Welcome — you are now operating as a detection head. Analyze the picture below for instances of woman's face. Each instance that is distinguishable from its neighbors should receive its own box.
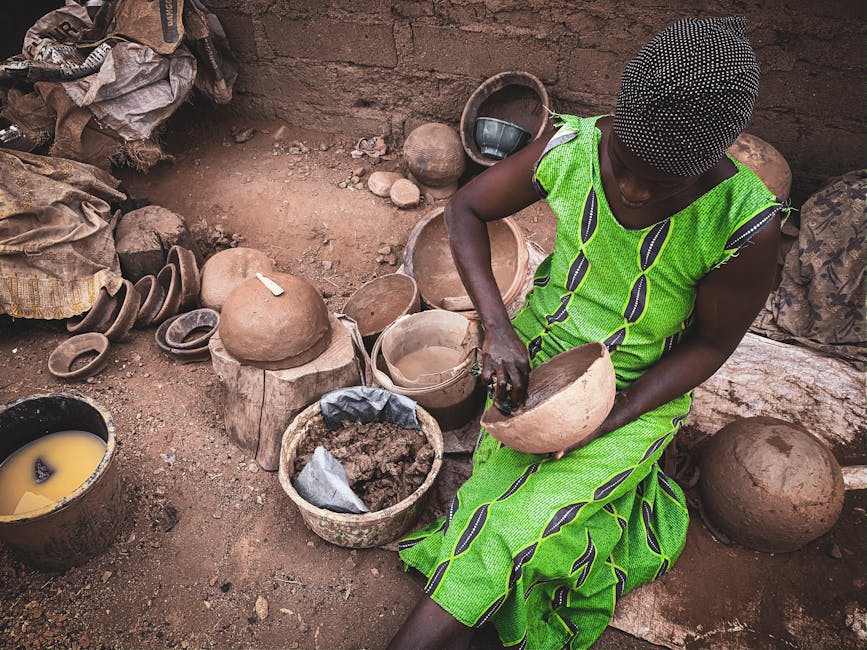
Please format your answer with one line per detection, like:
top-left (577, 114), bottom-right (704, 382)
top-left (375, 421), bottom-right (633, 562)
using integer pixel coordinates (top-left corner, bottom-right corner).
top-left (607, 130), bottom-right (701, 209)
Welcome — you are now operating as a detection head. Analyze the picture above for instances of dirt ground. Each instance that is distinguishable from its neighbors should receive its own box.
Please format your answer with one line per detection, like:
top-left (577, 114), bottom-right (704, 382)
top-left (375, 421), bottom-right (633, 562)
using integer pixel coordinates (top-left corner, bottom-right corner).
top-left (0, 105), bottom-right (863, 650)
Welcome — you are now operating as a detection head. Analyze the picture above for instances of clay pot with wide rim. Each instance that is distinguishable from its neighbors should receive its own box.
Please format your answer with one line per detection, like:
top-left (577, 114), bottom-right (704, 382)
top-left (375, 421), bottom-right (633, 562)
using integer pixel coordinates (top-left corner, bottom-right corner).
top-left (47, 332), bottom-right (111, 381)
top-left (103, 279), bottom-right (140, 342)
top-left (133, 274), bottom-right (166, 329)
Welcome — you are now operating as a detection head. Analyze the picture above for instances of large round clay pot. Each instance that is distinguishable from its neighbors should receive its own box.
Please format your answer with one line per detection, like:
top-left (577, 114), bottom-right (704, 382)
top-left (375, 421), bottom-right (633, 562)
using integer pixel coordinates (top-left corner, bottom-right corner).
top-left (199, 247), bottom-right (275, 312)
top-left (726, 132), bottom-right (792, 200)
top-left (481, 343), bottom-right (616, 454)
top-left (698, 416), bottom-right (845, 553)
top-left (403, 122), bottom-right (466, 199)
top-left (219, 273), bottom-right (332, 370)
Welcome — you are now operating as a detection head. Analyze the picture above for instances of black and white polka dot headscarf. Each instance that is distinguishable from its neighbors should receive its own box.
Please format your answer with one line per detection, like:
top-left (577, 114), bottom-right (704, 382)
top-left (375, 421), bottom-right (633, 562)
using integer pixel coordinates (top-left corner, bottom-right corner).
top-left (613, 16), bottom-right (760, 177)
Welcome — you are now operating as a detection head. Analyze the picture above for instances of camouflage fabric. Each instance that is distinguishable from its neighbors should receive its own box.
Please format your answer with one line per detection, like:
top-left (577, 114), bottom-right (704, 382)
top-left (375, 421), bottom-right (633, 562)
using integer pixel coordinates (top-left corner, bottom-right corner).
top-left (752, 170), bottom-right (866, 370)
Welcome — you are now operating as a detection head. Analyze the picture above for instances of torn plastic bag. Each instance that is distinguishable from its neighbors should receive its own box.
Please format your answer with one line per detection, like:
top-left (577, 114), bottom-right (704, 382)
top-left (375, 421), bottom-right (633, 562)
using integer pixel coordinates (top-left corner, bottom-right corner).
top-left (112, 0), bottom-right (185, 55)
top-left (294, 446), bottom-right (369, 514)
top-left (319, 386), bottom-right (420, 431)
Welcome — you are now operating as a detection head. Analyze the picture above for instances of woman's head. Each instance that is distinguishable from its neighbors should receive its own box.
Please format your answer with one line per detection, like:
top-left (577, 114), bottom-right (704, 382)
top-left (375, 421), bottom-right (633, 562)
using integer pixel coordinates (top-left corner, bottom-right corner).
top-left (613, 16), bottom-right (760, 177)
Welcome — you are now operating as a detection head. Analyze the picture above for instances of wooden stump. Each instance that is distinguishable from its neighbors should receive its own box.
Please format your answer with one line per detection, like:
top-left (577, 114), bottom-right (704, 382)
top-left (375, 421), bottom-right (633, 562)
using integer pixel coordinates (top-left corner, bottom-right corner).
top-left (209, 315), bottom-right (361, 470)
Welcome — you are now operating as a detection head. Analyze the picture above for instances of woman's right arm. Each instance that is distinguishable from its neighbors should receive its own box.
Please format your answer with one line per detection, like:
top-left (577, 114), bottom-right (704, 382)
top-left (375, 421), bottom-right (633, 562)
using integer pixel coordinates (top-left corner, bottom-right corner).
top-left (444, 125), bottom-right (555, 411)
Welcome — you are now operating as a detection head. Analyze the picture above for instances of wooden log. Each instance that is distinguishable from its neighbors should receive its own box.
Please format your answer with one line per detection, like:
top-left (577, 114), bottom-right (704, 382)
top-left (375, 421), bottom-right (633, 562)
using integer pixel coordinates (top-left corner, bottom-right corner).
top-left (688, 333), bottom-right (864, 456)
top-left (209, 314), bottom-right (361, 470)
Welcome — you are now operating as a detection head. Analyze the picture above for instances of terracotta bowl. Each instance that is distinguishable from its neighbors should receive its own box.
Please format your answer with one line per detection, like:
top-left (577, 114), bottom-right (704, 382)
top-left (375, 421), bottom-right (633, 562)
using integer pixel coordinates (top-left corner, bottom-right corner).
top-left (47, 332), bottom-right (111, 381)
top-left (164, 308), bottom-right (219, 349)
top-left (103, 279), bottom-right (140, 342)
top-left (133, 274), bottom-right (166, 329)
top-left (155, 314), bottom-right (212, 363)
top-left (166, 245), bottom-right (201, 310)
top-left (342, 274), bottom-right (420, 349)
top-left (481, 342), bottom-right (616, 454)
top-left (152, 263), bottom-right (182, 325)
top-left (66, 286), bottom-right (118, 335)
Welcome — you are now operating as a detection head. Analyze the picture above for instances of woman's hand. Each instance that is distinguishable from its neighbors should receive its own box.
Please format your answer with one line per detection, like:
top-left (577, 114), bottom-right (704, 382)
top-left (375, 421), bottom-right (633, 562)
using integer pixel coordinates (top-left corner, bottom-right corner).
top-left (481, 323), bottom-right (530, 414)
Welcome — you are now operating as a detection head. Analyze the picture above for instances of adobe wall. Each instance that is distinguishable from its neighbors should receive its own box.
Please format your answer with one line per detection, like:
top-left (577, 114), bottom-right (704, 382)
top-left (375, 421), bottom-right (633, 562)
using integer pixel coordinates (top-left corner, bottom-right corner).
top-left (209, 0), bottom-right (866, 205)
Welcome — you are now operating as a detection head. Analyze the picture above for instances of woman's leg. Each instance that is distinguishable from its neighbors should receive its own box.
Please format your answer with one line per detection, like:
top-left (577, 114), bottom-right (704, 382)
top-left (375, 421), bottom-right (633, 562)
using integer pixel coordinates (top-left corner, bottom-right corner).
top-left (387, 595), bottom-right (474, 650)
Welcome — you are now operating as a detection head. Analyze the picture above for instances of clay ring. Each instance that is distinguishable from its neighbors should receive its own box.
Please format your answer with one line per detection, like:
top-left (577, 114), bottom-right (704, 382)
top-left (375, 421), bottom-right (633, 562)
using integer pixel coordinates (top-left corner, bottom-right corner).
top-left (103, 279), bottom-right (141, 342)
top-left (164, 308), bottom-right (219, 349)
top-left (166, 245), bottom-right (200, 310)
top-left (155, 314), bottom-right (212, 363)
top-left (66, 286), bottom-right (119, 335)
top-left (133, 274), bottom-right (166, 329)
top-left (48, 332), bottom-right (111, 381)
top-left (152, 263), bottom-right (182, 324)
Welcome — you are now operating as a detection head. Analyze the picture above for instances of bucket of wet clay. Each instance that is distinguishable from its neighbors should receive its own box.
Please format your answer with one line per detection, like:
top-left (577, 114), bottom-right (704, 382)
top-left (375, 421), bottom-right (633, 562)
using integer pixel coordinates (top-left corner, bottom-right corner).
top-left (370, 311), bottom-right (481, 430)
top-left (0, 393), bottom-right (125, 571)
top-left (341, 273), bottom-right (420, 352)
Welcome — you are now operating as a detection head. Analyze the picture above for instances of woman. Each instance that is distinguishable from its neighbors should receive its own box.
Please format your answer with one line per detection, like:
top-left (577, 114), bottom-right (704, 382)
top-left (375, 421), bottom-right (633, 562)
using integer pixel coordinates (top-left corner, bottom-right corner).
top-left (389, 16), bottom-right (786, 650)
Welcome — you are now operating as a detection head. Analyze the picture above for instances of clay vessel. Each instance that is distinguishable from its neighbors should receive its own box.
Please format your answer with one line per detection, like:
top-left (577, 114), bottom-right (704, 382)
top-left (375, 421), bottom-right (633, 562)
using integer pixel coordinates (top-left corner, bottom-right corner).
top-left (727, 132), bottom-right (792, 200)
top-left (152, 263), bottom-right (182, 324)
top-left (698, 416), bottom-right (845, 553)
top-left (66, 286), bottom-right (118, 335)
top-left (155, 314), bottom-right (212, 362)
top-left (47, 332), bottom-right (111, 381)
top-left (166, 245), bottom-right (200, 310)
top-left (481, 342), bottom-right (616, 454)
top-left (133, 274), bottom-right (166, 329)
top-left (103, 279), bottom-right (140, 342)
top-left (219, 273), bottom-right (332, 370)
top-left (199, 247), bottom-right (274, 311)
top-left (342, 274), bottom-right (420, 349)
top-left (165, 308), bottom-right (219, 349)
top-left (403, 123), bottom-right (466, 198)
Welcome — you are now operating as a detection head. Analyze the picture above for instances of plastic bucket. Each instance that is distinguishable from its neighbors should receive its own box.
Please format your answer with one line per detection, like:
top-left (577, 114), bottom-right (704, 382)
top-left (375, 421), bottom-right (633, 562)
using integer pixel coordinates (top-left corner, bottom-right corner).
top-left (0, 393), bottom-right (125, 571)
top-left (278, 399), bottom-right (443, 548)
top-left (371, 311), bottom-right (481, 430)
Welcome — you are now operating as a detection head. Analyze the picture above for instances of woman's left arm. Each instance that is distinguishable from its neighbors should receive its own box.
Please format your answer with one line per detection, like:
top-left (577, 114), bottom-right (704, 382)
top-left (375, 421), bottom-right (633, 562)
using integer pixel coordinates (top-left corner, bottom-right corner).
top-left (559, 213), bottom-right (781, 454)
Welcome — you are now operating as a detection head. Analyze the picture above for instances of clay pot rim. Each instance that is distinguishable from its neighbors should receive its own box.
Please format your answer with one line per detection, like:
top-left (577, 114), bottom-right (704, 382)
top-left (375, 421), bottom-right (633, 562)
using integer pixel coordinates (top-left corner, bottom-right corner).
top-left (133, 274), bottom-right (166, 329)
top-left (164, 308), bottom-right (220, 349)
top-left (103, 279), bottom-right (140, 342)
top-left (166, 245), bottom-right (200, 310)
top-left (342, 274), bottom-right (420, 339)
top-left (153, 263), bottom-right (182, 324)
top-left (155, 314), bottom-right (212, 362)
top-left (47, 332), bottom-right (111, 381)
top-left (459, 70), bottom-right (549, 167)
top-left (66, 286), bottom-right (119, 334)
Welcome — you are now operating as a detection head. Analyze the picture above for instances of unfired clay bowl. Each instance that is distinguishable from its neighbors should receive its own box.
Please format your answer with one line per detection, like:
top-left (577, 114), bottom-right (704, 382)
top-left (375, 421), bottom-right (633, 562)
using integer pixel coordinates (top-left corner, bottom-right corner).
top-left (103, 279), bottom-right (140, 342)
top-left (164, 308), bottom-right (219, 349)
top-left (48, 332), bottom-right (111, 381)
top-left (152, 263), bottom-right (182, 324)
top-left (199, 247), bottom-right (274, 311)
top-left (166, 245), bottom-right (200, 310)
top-left (481, 342), bottom-right (616, 454)
top-left (155, 314), bottom-right (212, 362)
top-left (66, 286), bottom-right (118, 335)
top-left (133, 274), bottom-right (166, 329)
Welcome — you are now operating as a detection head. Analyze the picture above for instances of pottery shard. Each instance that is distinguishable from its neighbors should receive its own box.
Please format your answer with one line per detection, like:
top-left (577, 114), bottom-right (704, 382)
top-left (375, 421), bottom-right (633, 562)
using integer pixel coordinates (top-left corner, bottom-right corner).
top-left (367, 171), bottom-right (404, 197)
top-left (390, 179), bottom-right (421, 209)
top-left (115, 206), bottom-right (200, 282)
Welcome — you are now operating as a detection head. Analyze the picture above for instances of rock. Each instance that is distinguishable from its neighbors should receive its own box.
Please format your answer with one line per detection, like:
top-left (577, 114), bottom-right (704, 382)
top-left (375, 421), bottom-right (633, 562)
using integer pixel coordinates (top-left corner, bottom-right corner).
top-left (255, 596), bottom-right (269, 621)
top-left (115, 206), bottom-right (199, 282)
top-left (352, 166), bottom-right (365, 178)
top-left (377, 245), bottom-right (392, 255)
top-left (338, 181), bottom-right (347, 189)
top-left (367, 171), bottom-right (404, 197)
top-left (390, 178), bottom-right (421, 208)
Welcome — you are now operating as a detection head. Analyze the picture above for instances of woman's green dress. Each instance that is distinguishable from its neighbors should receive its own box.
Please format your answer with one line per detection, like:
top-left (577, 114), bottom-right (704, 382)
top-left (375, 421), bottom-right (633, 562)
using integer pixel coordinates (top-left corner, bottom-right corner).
top-left (399, 115), bottom-right (785, 649)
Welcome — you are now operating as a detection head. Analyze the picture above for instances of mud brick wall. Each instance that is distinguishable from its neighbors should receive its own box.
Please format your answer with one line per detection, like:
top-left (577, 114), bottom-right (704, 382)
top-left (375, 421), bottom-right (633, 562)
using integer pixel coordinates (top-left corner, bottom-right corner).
top-left (209, 0), bottom-right (866, 205)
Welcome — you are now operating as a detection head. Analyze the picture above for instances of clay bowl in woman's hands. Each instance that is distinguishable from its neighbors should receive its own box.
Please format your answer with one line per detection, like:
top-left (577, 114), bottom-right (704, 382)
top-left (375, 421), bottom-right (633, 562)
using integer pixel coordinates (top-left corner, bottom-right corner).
top-left (480, 342), bottom-right (616, 455)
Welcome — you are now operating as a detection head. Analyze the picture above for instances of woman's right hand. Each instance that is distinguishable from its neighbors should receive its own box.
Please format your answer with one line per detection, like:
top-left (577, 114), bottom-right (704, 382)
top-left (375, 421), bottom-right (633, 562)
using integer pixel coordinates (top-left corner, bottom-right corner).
top-left (480, 323), bottom-right (530, 414)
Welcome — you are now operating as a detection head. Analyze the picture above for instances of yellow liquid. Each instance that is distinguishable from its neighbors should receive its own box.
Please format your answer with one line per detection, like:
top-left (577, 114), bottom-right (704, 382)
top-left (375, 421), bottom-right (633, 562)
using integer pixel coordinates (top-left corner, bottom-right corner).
top-left (0, 430), bottom-right (106, 516)
top-left (394, 346), bottom-right (465, 382)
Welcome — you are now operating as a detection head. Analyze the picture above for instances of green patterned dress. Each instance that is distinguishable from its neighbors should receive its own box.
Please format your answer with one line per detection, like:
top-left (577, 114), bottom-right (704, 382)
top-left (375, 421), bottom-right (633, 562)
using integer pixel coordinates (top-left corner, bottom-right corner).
top-left (399, 115), bottom-right (784, 649)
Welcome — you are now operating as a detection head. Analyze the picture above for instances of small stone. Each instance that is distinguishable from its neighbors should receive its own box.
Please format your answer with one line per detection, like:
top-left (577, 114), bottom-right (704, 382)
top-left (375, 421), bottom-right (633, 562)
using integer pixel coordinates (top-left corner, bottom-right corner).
top-left (338, 181), bottom-right (347, 189)
top-left (319, 143), bottom-right (328, 151)
top-left (209, 576), bottom-right (217, 587)
top-left (181, 641), bottom-right (189, 649)
top-left (321, 260), bottom-right (333, 270)
top-left (212, 512), bottom-right (221, 519)
top-left (355, 182), bottom-right (364, 190)
top-left (255, 595), bottom-right (269, 621)
top-left (377, 244), bottom-right (391, 255)
top-left (352, 166), bottom-right (365, 178)
top-left (306, 540), bottom-right (315, 547)
top-left (350, 175), bottom-right (360, 184)
top-left (828, 543), bottom-right (843, 560)
top-left (367, 171), bottom-right (404, 197)
top-left (390, 179), bottom-right (421, 208)
top-left (248, 463), bottom-right (259, 473)
top-left (101, 570), bottom-right (112, 583)
top-left (220, 581), bottom-right (232, 593)
top-left (279, 608), bottom-right (294, 615)
top-left (203, 600), bottom-right (212, 609)
top-left (370, 568), bottom-right (379, 577)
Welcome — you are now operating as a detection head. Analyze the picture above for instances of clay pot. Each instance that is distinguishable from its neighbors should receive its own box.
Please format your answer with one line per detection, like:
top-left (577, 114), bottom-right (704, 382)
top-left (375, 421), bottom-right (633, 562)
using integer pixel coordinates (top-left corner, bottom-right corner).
top-left (103, 279), bottom-right (140, 342)
top-left (460, 71), bottom-right (549, 167)
top-left (698, 417), bottom-right (845, 553)
top-left (155, 314), bottom-right (212, 362)
top-left (219, 273), bottom-right (332, 370)
top-left (164, 308), bottom-right (219, 349)
top-left (152, 263), bottom-right (182, 325)
top-left (47, 332), bottom-right (111, 381)
top-left (403, 207), bottom-right (528, 317)
top-left (166, 245), bottom-right (200, 310)
top-left (481, 343), bottom-right (616, 454)
top-left (66, 286), bottom-right (118, 335)
top-left (342, 274), bottom-right (420, 349)
top-left (726, 132), bottom-right (792, 200)
top-left (199, 247), bottom-right (275, 311)
top-left (133, 274), bottom-right (166, 329)
top-left (403, 123), bottom-right (466, 199)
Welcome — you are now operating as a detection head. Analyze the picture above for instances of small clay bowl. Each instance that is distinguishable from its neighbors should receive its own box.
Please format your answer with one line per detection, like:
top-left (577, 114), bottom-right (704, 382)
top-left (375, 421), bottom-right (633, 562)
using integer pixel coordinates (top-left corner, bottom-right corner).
top-left (133, 274), bottom-right (166, 329)
top-left (164, 308), bottom-right (219, 349)
top-left (66, 286), bottom-right (119, 334)
top-left (155, 314), bottom-right (211, 363)
top-left (152, 263), bottom-right (182, 324)
top-left (48, 332), bottom-right (111, 381)
top-left (166, 245), bottom-right (200, 310)
top-left (103, 279), bottom-right (140, 342)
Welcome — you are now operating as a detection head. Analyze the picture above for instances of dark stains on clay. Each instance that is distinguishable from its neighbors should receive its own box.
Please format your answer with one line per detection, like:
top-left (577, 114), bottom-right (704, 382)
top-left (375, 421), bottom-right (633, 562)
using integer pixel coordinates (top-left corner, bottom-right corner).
top-left (294, 420), bottom-right (434, 512)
